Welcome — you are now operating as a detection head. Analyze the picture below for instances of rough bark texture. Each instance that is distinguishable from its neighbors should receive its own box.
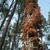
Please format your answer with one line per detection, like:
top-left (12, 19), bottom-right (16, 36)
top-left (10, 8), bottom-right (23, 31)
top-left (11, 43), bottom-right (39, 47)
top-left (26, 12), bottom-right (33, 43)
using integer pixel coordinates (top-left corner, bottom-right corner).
top-left (22, 0), bottom-right (44, 50)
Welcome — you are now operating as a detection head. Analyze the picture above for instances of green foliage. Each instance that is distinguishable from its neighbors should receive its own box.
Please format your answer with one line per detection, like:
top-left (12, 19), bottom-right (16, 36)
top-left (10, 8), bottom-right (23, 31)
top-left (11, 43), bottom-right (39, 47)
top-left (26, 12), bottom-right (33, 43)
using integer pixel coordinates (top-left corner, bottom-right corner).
top-left (3, 8), bottom-right (9, 17)
top-left (2, 3), bottom-right (9, 16)
top-left (44, 26), bottom-right (47, 32)
top-left (47, 34), bottom-right (50, 40)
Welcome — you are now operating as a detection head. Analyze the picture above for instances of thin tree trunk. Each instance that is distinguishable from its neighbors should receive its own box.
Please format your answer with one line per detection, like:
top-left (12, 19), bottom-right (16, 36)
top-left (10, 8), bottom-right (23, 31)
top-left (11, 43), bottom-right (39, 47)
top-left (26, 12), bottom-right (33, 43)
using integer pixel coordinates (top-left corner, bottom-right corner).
top-left (11, 9), bottom-right (21, 50)
top-left (0, 0), bottom-right (18, 50)
top-left (0, 0), bottom-right (14, 30)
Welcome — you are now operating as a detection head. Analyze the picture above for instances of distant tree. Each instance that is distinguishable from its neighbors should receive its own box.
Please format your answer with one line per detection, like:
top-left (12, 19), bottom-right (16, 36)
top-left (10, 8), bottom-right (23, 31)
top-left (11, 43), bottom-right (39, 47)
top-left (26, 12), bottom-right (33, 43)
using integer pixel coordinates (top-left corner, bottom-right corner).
top-left (48, 12), bottom-right (50, 25)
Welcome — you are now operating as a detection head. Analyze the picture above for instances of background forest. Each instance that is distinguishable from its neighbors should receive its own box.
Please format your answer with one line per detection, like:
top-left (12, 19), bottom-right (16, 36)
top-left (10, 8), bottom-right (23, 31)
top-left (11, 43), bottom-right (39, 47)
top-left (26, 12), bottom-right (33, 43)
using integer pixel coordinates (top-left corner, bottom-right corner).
top-left (0, 0), bottom-right (50, 50)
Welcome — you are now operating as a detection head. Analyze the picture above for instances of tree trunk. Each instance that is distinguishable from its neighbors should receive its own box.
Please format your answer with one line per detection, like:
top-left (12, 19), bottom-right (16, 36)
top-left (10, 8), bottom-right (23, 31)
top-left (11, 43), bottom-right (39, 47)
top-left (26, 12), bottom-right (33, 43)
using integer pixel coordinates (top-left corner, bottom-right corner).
top-left (22, 0), bottom-right (43, 50)
top-left (0, 0), bottom-right (18, 50)
top-left (0, 0), bottom-right (14, 30)
top-left (11, 8), bottom-right (21, 50)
